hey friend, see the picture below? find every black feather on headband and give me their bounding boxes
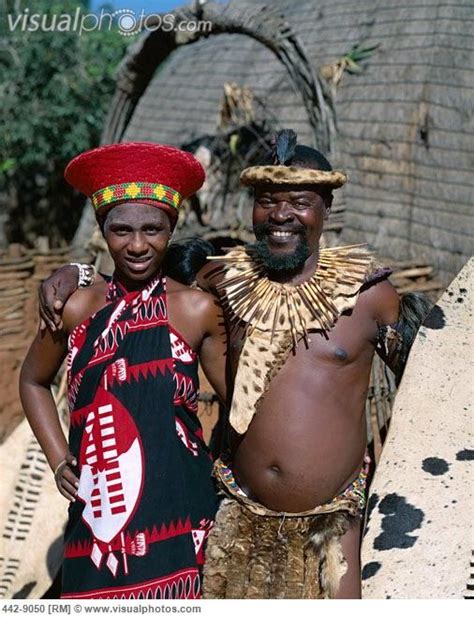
[271,129,297,165]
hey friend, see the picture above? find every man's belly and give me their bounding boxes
[231,368,369,513]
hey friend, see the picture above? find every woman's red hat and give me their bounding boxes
[64,142,205,222]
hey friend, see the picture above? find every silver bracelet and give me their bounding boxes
[70,263,97,288]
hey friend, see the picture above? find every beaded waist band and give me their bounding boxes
[213,458,368,518]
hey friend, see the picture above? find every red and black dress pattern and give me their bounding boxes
[62,273,217,599]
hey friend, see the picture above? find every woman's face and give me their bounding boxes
[103,202,171,289]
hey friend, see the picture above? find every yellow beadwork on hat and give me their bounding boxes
[91,182,182,211]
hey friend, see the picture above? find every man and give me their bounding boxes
[39,131,427,598]
[20,142,227,599]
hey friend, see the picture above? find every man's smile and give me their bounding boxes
[269,230,296,238]
[264,227,304,246]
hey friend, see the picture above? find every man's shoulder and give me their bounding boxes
[363,264,393,288]
[358,277,400,323]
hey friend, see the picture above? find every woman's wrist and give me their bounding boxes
[53,458,68,479]
[50,450,75,474]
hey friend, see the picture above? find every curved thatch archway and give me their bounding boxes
[101,1,335,150]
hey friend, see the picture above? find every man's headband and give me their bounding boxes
[240,165,347,188]
[240,129,347,189]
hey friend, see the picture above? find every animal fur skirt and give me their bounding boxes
[203,497,356,599]
[202,459,368,599]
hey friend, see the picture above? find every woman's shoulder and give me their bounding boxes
[62,279,108,333]
[167,276,216,306]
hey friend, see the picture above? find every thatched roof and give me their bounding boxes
[76,0,473,284]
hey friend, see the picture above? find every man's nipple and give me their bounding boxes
[334,347,348,361]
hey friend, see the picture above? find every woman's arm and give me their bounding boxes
[19,327,78,500]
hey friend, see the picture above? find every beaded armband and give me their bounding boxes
[375,292,433,384]
[375,322,404,372]
[70,263,97,288]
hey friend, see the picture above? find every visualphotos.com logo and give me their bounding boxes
[6,7,213,37]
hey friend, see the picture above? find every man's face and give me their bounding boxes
[103,202,171,288]
[251,185,331,271]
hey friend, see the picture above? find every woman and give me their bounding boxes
[19,142,227,599]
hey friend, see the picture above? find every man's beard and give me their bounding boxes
[250,224,310,272]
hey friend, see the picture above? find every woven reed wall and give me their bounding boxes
[0,248,74,442]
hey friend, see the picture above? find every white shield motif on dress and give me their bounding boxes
[77,388,144,546]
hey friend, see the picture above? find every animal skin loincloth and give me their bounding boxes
[203,459,368,599]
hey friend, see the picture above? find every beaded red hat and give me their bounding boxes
[64,141,205,222]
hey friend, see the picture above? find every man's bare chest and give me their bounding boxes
[229,309,378,374]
